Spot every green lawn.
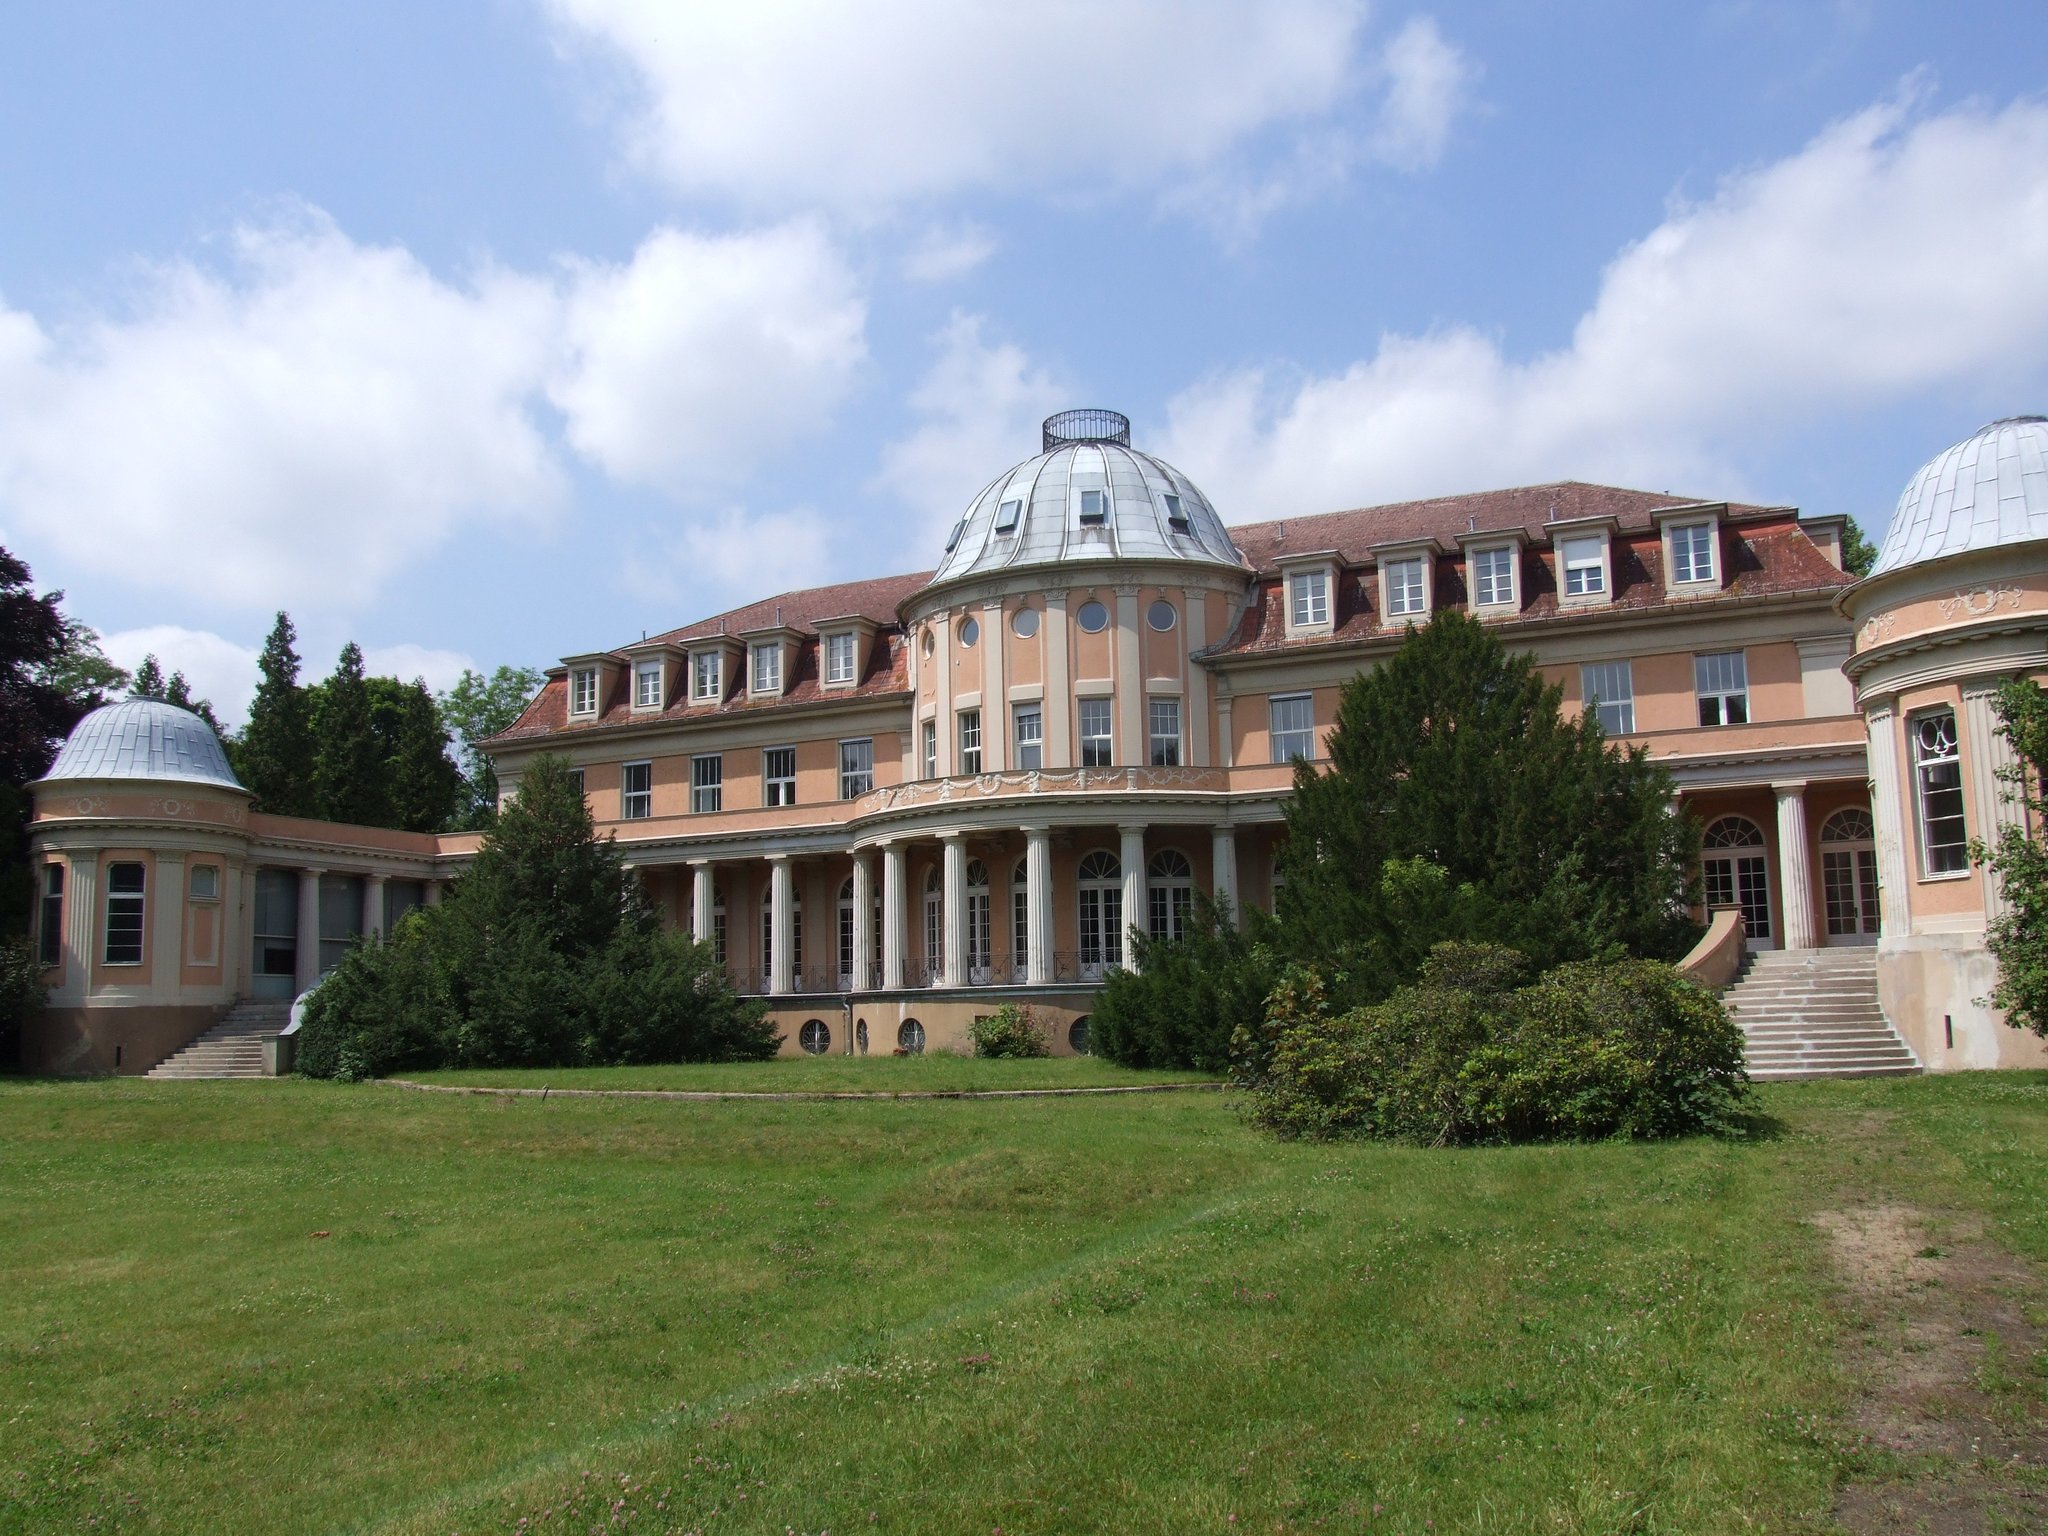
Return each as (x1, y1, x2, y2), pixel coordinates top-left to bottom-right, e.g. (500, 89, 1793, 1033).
(1, 1071, 2042, 1534)
(403, 1054, 1220, 1094)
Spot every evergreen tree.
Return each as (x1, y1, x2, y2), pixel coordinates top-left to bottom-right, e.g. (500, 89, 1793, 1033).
(1276, 610, 1697, 1001)
(313, 642, 390, 827)
(370, 676, 461, 832)
(438, 664, 544, 828)
(130, 654, 166, 699)
(163, 672, 229, 740)
(1841, 517, 1878, 578)
(237, 612, 317, 816)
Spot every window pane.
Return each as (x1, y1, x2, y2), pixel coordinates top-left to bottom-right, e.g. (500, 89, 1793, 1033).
(957, 709, 982, 773)
(764, 747, 796, 806)
(104, 862, 145, 965)
(1561, 536, 1605, 596)
(825, 632, 856, 683)
(838, 739, 872, 798)
(1474, 546, 1515, 606)
(1148, 697, 1181, 766)
(1915, 712, 1969, 873)
(1672, 523, 1715, 583)
(1079, 698, 1113, 767)
(1014, 707, 1042, 770)
(751, 644, 780, 693)
(1581, 660, 1635, 735)
(622, 761, 653, 819)
(692, 755, 722, 812)
(693, 652, 720, 700)
(1270, 694, 1314, 762)
(1387, 558, 1426, 615)
(1290, 570, 1328, 627)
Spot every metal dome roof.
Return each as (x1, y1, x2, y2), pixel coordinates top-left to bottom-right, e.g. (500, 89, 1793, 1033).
(1873, 416, 2048, 576)
(43, 698, 245, 791)
(928, 410, 1245, 587)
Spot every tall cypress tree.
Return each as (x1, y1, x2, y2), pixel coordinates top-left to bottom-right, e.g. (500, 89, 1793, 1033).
(236, 612, 317, 816)
(371, 676, 461, 832)
(313, 642, 390, 827)
(130, 655, 166, 699)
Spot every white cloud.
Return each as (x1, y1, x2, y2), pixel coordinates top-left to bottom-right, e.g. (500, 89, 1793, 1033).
(902, 222, 999, 285)
(0, 208, 564, 611)
(550, 222, 867, 492)
(1159, 94, 2048, 518)
(101, 626, 260, 727)
(361, 643, 477, 695)
(871, 313, 1068, 567)
(1370, 16, 1474, 172)
(543, 0, 1382, 211)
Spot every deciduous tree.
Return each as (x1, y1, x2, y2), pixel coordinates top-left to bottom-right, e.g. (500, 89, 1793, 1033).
(437, 664, 543, 828)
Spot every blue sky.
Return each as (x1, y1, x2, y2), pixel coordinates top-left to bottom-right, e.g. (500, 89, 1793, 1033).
(3, 1, 2045, 724)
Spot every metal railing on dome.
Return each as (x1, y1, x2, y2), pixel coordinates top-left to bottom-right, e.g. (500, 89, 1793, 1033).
(1042, 409, 1131, 452)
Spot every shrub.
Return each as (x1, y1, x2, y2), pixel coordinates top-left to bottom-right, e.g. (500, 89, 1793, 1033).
(968, 1002, 1051, 1059)
(0, 935, 47, 1069)
(1092, 894, 1278, 1071)
(1243, 943, 1747, 1144)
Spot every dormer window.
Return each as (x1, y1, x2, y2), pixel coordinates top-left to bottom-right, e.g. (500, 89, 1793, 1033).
(1078, 489, 1109, 524)
(691, 651, 722, 703)
(1163, 493, 1190, 531)
(633, 659, 663, 710)
(944, 518, 966, 553)
(1289, 569, 1329, 628)
(824, 631, 856, 685)
(569, 667, 598, 717)
(1669, 521, 1716, 585)
(1561, 536, 1606, 598)
(750, 641, 782, 696)
(1472, 546, 1516, 608)
(994, 497, 1023, 533)
(1385, 558, 1428, 618)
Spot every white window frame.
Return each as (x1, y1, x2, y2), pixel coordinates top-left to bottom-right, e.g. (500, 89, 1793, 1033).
(690, 753, 723, 814)
(921, 720, 937, 780)
(838, 738, 873, 799)
(1079, 697, 1114, 768)
(1667, 520, 1719, 588)
(1077, 488, 1109, 524)
(568, 666, 599, 717)
(691, 651, 722, 703)
(1694, 651, 1749, 727)
(1580, 661, 1635, 736)
(1472, 545, 1517, 609)
(103, 861, 145, 966)
(750, 641, 782, 697)
(1270, 694, 1315, 763)
(823, 631, 857, 686)
(1148, 696, 1181, 767)
(632, 659, 664, 711)
(621, 760, 653, 820)
(1559, 536, 1609, 601)
(1289, 569, 1329, 629)
(763, 746, 797, 807)
(957, 709, 983, 774)
(1912, 710, 1969, 877)
(38, 863, 64, 969)
(1013, 705, 1043, 770)
(1384, 557, 1428, 619)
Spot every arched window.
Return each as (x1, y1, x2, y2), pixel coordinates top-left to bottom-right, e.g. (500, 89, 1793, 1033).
(1147, 849, 1194, 943)
(965, 858, 992, 981)
(1068, 1016, 1091, 1055)
(799, 1018, 831, 1055)
(922, 866, 943, 985)
(1819, 807, 1880, 941)
(1077, 850, 1123, 976)
(1011, 857, 1030, 981)
(1702, 815, 1772, 944)
(898, 1017, 926, 1054)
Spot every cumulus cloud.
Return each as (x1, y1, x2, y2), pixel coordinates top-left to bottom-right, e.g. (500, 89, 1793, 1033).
(1159, 94, 2048, 517)
(100, 626, 260, 726)
(871, 313, 1068, 566)
(543, 0, 1404, 212)
(550, 222, 866, 492)
(361, 642, 477, 694)
(0, 209, 564, 611)
(902, 222, 999, 285)
(1369, 16, 1474, 172)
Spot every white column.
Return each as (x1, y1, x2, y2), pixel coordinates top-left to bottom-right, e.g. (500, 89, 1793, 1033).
(941, 833, 967, 988)
(1211, 825, 1238, 926)
(1045, 590, 1072, 769)
(881, 840, 907, 989)
(1773, 783, 1817, 950)
(1964, 681, 2025, 920)
(57, 854, 96, 1005)
(229, 862, 256, 996)
(424, 879, 443, 907)
(851, 851, 875, 991)
(1865, 707, 1913, 937)
(1216, 693, 1235, 769)
(1119, 823, 1147, 969)
(769, 856, 794, 995)
(151, 852, 186, 995)
(364, 874, 388, 943)
(1184, 587, 1209, 767)
(1024, 825, 1053, 985)
(295, 867, 323, 992)
(1115, 584, 1143, 768)
(934, 612, 955, 776)
(982, 599, 1006, 769)
(690, 862, 715, 942)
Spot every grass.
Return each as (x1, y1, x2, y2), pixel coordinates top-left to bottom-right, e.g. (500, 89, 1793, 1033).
(0, 1070, 2041, 1534)
(403, 1054, 1220, 1094)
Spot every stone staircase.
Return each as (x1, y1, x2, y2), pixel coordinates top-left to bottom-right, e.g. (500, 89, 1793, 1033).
(145, 1000, 289, 1080)
(1723, 947, 1919, 1080)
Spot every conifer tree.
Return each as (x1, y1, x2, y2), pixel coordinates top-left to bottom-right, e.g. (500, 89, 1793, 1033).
(163, 672, 230, 740)
(371, 676, 461, 832)
(313, 642, 390, 826)
(130, 655, 166, 699)
(236, 612, 317, 816)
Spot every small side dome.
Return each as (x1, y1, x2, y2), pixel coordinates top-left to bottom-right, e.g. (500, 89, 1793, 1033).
(42, 698, 245, 791)
(1873, 415, 2048, 576)
(930, 410, 1244, 586)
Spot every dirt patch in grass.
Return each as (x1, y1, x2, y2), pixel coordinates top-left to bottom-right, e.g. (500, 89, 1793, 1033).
(1818, 1202, 2048, 1533)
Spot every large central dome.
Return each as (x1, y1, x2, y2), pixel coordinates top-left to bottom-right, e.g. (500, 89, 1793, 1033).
(928, 410, 1245, 586)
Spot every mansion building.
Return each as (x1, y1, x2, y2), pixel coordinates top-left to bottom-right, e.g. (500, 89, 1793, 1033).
(24, 411, 2048, 1074)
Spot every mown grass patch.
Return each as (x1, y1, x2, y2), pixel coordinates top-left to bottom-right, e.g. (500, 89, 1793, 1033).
(402, 1054, 1219, 1094)
(0, 1072, 2040, 1533)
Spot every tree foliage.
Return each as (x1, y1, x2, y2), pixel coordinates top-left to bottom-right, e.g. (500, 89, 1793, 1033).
(369, 677, 462, 833)
(1976, 677, 2048, 1037)
(1840, 518, 1878, 579)
(236, 612, 318, 816)
(437, 665, 543, 829)
(1274, 611, 1698, 1004)
(1091, 894, 1279, 1071)
(297, 754, 777, 1077)
(312, 642, 390, 827)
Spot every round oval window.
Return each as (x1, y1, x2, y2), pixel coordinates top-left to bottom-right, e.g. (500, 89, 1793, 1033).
(898, 1018, 926, 1054)
(1068, 1016, 1091, 1054)
(959, 616, 980, 648)
(921, 629, 935, 656)
(799, 1019, 831, 1055)
(1146, 600, 1177, 632)
(1012, 607, 1040, 639)
(1076, 601, 1110, 633)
